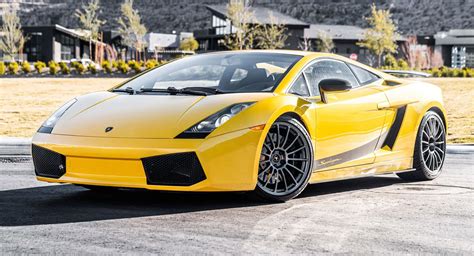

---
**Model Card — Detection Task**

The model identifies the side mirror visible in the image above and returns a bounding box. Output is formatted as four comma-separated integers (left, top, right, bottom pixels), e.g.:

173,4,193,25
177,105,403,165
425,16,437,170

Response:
318,78,352,103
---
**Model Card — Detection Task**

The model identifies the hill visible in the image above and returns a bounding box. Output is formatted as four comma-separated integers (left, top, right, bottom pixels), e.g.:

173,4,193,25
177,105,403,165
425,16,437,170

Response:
8,0,474,35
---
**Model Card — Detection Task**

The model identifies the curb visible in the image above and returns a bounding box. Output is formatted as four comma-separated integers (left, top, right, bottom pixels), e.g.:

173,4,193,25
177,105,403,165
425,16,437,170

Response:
446,144,474,154
0,137,32,145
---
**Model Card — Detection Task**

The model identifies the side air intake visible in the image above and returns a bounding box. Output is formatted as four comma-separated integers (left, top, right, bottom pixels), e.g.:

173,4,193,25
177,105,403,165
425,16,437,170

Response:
31,144,66,178
141,152,206,186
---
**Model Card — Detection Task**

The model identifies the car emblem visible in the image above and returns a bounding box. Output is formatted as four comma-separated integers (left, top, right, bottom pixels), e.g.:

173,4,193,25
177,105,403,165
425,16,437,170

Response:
105,127,114,133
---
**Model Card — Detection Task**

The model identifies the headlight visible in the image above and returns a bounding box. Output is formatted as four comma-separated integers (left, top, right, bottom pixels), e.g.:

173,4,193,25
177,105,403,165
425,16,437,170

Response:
176,102,255,138
38,99,77,133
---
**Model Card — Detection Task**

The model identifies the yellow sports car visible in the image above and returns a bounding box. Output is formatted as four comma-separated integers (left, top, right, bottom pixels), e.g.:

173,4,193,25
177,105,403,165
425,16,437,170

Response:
32,50,447,202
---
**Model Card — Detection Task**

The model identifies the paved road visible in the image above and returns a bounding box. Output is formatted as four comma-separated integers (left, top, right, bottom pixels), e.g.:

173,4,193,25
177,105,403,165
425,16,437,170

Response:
0,145,473,254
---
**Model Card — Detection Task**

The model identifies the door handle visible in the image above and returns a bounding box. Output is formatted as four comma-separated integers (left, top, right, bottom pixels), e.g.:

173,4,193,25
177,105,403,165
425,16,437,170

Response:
377,102,391,110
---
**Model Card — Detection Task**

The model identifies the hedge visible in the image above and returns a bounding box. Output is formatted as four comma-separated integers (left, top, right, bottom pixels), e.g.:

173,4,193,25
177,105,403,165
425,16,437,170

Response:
0,59,168,77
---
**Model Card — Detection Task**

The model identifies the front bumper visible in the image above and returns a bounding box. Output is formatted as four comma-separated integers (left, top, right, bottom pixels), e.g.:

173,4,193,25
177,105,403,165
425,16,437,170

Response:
32,128,264,192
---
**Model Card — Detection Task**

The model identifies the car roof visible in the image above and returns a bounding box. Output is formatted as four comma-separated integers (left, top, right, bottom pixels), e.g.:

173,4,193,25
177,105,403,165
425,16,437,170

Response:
200,50,399,80
203,49,317,56
201,50,363,60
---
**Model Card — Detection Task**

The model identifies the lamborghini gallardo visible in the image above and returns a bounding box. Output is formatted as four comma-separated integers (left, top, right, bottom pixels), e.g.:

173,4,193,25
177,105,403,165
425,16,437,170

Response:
32,51,447,201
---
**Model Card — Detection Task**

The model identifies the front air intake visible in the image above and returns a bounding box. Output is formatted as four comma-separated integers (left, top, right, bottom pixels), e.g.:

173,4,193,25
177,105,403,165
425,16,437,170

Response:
141,152,206,186
31,144,66,178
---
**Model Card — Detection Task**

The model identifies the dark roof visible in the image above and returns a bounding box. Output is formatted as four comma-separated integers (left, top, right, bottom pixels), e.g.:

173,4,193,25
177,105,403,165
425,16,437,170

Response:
305,24,406,41
305,24,366,40
22,24,106,45
435,29,474,45
206,5,309,27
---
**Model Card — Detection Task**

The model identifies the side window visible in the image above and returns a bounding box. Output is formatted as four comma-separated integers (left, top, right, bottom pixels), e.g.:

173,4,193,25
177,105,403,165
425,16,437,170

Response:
304,60,359,92
349,64,380,85
303,68,320,96
288,74,310,97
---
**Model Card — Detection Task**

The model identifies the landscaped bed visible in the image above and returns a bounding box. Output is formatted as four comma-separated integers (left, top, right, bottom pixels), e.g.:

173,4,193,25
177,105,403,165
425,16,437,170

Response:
0,77,472,143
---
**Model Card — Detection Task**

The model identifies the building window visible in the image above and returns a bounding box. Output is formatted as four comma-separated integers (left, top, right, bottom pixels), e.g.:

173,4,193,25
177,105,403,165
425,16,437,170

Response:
57,34,75,61
451,46,466,68
24,32,42,62
199,40,208,51
465,47,474,68
212,15,231,35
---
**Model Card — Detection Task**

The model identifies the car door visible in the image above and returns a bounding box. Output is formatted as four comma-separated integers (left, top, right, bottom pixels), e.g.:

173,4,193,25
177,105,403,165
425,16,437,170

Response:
303,59,389,171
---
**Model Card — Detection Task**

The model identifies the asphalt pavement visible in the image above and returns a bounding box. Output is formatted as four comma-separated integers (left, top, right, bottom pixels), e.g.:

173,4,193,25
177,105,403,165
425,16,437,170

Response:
0,141,473,254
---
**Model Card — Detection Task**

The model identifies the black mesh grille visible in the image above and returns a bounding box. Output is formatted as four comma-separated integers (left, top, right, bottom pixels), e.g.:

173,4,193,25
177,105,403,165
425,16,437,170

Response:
31,144,66,178
142,152,206,186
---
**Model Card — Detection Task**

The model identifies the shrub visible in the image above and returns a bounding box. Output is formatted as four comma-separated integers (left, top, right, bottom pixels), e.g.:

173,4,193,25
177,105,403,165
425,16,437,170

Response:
179,37,199,51
0,62,5,75
70,61,80,69
101,60,113,74
430,67,442,77
34,61,46,74
397,59,409,70
76,63,86,74
145,59,158,69
112,60,119,69
8,62,19,75
440,68,448,77
384,54,398,69
128,60,142,73
59,62,71,75
48,61,59,75
21,61,31,74
467,69,474,78
450,68,459,77
88,64,97,74
117,60,129,74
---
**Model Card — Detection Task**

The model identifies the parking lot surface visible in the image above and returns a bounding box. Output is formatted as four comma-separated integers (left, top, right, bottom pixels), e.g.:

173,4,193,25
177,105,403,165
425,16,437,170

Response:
0,146,472,254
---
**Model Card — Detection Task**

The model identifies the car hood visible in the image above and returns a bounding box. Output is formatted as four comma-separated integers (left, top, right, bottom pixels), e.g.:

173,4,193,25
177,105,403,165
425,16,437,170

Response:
52,91,273,139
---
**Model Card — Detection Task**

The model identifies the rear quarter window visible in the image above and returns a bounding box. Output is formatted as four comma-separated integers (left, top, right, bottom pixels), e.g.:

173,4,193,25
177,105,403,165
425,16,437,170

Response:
349,64,380,85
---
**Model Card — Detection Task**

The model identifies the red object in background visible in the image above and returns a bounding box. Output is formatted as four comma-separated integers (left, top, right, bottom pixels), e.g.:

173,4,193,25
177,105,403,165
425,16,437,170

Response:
350,53,358,60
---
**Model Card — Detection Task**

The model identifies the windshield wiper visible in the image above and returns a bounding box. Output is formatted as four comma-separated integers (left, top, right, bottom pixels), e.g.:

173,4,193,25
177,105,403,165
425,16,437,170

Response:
140,87,210,96
112,87,137,95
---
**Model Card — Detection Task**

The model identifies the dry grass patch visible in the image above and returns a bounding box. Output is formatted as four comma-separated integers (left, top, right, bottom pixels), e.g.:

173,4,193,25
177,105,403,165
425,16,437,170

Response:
411,78,473,143
0,78,126,137
0,77,473,143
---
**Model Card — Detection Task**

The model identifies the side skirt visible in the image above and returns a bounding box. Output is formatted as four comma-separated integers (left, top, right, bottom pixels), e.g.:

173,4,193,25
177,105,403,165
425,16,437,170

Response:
309,158,413,184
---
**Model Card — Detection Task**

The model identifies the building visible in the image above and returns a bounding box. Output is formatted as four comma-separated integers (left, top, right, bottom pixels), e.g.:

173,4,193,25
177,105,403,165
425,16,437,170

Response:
434,29,474,68
102,30,195,61
21,24,104,63
304,24,406,64
193,5,407,66
194,5,309,51
145,32,195,60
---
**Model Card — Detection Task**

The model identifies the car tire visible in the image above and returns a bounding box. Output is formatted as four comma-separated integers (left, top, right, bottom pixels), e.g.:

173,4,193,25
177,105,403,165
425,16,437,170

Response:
397,111,446,181
252,116,314,202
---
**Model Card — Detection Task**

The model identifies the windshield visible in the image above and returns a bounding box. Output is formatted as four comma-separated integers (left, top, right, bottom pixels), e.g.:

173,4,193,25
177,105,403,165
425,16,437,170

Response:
115,52,302,94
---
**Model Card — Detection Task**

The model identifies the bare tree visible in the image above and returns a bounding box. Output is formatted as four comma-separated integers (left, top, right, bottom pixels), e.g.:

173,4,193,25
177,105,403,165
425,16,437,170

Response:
400,35,417,68
429,48,444,68
0,9,26,61
255,12,288,49
75,0,106,61
299,35,312,51
223,0,257,50
315,30,334,53
401,35,444,69
118,0,147,60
